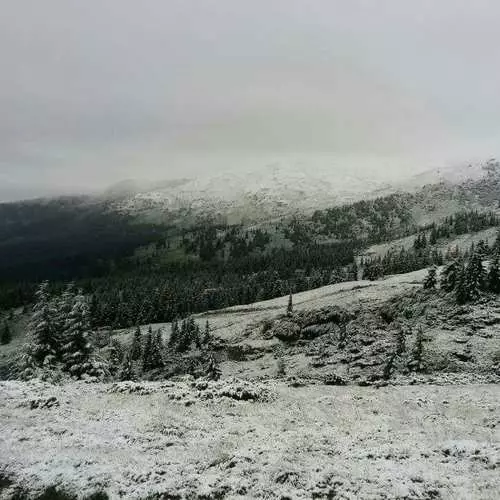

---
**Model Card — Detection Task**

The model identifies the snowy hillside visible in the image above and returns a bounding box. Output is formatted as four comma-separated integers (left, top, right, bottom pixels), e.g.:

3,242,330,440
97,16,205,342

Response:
112,163,389,221
108,161,495,222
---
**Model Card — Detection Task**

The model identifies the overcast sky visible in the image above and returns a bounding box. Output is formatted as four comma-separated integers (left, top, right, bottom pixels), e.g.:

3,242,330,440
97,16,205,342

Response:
1,0,500,199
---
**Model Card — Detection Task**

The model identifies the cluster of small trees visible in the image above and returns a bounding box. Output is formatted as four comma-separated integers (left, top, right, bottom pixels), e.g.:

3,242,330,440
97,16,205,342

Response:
109,317,219,382
22,281,105,380
423,242,500,304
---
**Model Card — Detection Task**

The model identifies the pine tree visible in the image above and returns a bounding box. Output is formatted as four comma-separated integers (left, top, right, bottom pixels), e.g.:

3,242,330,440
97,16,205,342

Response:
169,319,180,348
429,226,438,245
130,325,143,360
455,264,469,304
488,252,500,293
203,320,212,345
440,260,458,292
206,353,221,381
56,283,75,329
423,266,437,290
149,329,164,370
465,251,486,299
395,326,406,354
108,339,124,375
142,326,154,371
1,321,12,345
61,292,94,378
411,326,424,372
25,281,58,368
287,292,293,316
118,351,136,381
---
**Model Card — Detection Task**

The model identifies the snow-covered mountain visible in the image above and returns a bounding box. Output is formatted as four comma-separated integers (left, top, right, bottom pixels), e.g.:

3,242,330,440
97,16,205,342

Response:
108,164,389,221
108,161,493,222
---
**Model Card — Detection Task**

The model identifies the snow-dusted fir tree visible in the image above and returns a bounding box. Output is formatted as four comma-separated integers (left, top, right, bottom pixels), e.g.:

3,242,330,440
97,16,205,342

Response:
130,325,143,361
108,339,124,375
423,266,437,290
465,251,486,299
24,281,59,371
142,326,154,371
149,329,164,370
118,351,136,381
440,260,458,292
203,320,212,346
206,353,221,381
168,319,180,348
287,292,293,316
488,252,500,293
61,291,95,378
455,263,469,304
55,283,75,342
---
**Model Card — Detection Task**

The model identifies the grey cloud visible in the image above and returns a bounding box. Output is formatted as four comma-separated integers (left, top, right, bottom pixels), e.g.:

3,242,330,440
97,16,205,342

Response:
1,0,500,198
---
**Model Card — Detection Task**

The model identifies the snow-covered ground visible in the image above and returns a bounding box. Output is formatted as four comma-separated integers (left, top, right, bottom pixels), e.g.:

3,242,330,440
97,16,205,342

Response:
1,379,498,499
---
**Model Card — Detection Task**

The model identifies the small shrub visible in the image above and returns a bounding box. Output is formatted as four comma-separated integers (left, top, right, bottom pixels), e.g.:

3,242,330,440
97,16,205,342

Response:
380,306,395,324
276,358,286,377
226,345,246,361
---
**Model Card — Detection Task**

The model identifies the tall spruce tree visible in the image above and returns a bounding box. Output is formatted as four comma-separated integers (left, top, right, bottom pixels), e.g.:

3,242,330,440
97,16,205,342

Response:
465,251,486,299
118,351,136,381
55,283,75,342
440,260,458,292
25,281,58,368
287,292,293,316
61,292,94,378
206,353,221,381
108,339,124,375
203,320,212,345
169,319,180,348
423,266,437,290
130,325,143,360
488,252,500,293
455,264,469,304
150,329,164,370
142,326,154,371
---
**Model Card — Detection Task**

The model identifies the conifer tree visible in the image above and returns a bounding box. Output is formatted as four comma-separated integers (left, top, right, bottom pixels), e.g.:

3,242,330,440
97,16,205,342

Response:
455,264,469,304
206,353,221,381
61,292,94,378
118,351,136,381
411,326,424,372
429,226,438,245
465,251,486,299
203,320,212,345
1,321,12,345
440,260,458,292
423,266,437,290
142,326,154,371
169,319,180,348
395,326,406,354
108,339,124,375
130,325,143,360
287,292,293,316
488,252,500,293
149,329,164,370
25,281,58,368
54,283,76,357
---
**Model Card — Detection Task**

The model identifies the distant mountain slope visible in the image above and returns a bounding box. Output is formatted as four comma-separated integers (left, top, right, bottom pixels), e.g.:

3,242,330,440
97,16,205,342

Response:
109,160,499,224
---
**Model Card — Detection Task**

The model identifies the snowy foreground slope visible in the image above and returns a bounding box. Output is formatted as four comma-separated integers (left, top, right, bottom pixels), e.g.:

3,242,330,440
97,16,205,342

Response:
1,379,499,499
1,269,500,499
